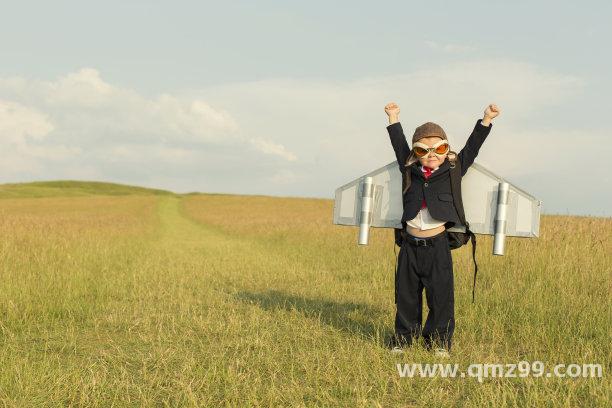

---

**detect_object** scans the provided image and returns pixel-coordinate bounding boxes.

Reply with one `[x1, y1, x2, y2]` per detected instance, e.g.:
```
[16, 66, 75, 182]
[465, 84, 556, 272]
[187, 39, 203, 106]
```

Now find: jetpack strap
[450, 157, 479, 303]
[470, 231, 478, 303]
[449, 157, 467, 226]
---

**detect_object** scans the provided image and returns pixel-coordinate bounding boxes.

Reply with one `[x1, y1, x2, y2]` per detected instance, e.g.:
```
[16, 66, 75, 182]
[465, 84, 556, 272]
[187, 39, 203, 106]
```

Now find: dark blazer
[387, 119, 492, 229]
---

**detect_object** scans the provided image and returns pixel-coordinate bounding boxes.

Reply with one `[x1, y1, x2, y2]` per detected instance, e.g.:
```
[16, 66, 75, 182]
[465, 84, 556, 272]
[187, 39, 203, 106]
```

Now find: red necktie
[421, 166, 434, 208]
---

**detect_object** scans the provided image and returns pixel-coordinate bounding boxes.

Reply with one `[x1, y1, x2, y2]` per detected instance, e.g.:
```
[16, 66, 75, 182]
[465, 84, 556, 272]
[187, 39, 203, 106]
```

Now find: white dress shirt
[405, 165, 447, 230]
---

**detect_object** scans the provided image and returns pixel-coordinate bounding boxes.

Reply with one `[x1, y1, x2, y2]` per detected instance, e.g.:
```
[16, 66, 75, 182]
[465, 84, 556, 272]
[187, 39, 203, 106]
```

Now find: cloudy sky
[0, 1, 610, 216]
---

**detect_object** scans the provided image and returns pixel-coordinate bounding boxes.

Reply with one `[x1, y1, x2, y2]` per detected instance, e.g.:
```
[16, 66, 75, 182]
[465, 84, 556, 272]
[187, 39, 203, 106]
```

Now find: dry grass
[0, 190, 609, 406]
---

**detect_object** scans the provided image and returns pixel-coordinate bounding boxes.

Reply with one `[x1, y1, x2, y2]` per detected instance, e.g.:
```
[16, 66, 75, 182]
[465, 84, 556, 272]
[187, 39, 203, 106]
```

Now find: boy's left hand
[484, 103, 501, 119]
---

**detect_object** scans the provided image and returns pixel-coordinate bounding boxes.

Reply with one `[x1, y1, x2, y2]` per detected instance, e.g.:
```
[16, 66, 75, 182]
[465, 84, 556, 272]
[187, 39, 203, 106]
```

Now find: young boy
[383, 102, 501, 356]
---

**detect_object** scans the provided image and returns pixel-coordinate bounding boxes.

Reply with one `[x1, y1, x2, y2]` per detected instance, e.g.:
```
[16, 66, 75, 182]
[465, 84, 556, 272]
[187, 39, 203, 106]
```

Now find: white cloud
[196, 59, 588, 178]
[249, 137, 297, 161]
[0, 68, 298, 183]
[476, 126, 609, 179]
[0, 62, 608, 215]
[0, 100, 54, 144]
[0, 100, 80, 175]
[0, 69, 244, 146]
[47, 68, 114, 106]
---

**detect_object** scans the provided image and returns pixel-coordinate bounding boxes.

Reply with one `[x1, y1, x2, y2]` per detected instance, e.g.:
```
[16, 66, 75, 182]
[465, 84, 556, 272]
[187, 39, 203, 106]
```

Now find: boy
[383, 102, 501, 356]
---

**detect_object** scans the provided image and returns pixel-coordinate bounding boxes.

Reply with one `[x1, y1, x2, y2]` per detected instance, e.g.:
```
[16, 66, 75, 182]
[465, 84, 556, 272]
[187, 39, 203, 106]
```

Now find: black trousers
[394, 229, 455, 350]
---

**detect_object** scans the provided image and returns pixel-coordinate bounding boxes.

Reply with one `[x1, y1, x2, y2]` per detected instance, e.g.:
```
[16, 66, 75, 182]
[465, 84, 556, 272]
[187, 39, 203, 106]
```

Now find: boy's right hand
[384, 102, 400, 118]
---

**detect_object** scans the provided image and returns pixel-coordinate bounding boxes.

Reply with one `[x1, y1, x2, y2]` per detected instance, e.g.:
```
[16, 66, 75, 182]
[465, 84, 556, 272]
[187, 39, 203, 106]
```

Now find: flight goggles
[412, 140, 450, 158]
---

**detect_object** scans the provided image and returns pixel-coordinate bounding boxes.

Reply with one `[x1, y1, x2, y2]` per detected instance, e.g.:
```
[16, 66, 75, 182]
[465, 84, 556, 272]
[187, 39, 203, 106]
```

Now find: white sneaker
[434, 348, 450, 358]
[385, 334, 409, 354]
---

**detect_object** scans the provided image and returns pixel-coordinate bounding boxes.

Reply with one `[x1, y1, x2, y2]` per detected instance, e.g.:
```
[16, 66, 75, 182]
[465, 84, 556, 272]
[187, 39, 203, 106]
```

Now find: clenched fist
[481, 103, 500, 127]
[484, 103, 501, 119]
[385, 102, 400, 117]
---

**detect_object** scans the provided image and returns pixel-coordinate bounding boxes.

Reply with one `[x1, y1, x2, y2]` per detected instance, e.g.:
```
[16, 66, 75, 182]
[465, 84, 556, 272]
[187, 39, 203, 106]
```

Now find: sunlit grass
[0, 185, 609, 406]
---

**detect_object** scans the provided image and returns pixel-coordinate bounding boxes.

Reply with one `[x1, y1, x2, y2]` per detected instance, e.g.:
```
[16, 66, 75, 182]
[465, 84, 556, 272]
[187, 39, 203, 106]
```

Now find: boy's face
[416, 136, 448, 168]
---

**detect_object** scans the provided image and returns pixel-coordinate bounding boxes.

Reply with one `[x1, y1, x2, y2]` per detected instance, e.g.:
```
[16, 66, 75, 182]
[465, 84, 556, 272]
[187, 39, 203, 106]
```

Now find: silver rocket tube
[493, 182, 510, 255]
[358, 177, 374, 245]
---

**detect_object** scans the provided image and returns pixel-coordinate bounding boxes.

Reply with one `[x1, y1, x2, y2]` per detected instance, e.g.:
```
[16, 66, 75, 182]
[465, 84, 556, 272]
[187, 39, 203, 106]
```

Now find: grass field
[0, 181, 609, 406]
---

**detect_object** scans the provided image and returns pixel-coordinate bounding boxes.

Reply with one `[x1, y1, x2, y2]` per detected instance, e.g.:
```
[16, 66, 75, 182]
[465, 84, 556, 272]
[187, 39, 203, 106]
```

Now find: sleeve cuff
[387, 122, 402, 130]
[476, 119, 492, 129]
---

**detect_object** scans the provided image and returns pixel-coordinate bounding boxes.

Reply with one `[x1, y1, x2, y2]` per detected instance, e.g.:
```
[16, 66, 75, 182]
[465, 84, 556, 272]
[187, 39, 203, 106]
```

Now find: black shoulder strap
[449, 157, 479, 303]
[449, 158, 467, 227]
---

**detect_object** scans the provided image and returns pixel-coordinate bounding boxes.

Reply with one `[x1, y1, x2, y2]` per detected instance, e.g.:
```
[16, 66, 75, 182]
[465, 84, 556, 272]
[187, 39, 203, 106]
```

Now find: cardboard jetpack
[332, 161, 541, 255]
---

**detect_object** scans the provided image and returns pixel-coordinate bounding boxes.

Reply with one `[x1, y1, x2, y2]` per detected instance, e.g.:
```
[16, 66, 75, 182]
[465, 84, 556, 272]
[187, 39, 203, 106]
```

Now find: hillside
[0, 180, 174, 198]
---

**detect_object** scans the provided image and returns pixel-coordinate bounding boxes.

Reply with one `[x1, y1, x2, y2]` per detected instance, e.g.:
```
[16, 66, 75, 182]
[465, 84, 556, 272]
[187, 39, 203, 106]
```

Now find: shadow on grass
[234, 289, 391, 342]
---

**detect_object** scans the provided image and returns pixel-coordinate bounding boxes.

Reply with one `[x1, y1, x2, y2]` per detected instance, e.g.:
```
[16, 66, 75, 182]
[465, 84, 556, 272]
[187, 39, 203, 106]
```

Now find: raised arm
[384, 102, 410, 170]
[458, 103, 501, 176]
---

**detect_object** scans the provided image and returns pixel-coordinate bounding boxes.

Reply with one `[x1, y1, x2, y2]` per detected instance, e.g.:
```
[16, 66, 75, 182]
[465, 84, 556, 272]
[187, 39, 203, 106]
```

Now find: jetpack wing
[332, 161, 542, 255]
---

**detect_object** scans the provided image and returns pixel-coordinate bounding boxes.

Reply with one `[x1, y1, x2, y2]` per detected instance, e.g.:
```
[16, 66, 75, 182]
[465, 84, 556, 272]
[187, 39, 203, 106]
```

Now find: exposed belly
[406, 224, 446, 238]
[405, 206, 446, 237]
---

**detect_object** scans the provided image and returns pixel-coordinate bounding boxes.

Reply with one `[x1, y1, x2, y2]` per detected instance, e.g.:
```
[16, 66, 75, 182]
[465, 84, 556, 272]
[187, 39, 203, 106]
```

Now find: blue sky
[0, 1, 610, 216]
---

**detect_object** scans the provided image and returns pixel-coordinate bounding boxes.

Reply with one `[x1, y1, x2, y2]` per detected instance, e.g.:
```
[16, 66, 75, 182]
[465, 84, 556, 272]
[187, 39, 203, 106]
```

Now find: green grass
[0, 180, 174, 198]
[0, 182, 609, 406]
